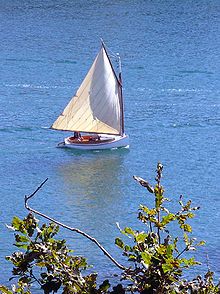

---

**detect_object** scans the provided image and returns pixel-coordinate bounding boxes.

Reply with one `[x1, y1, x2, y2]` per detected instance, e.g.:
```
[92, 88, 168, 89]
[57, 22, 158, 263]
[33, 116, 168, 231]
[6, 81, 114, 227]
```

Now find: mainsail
[51, 44, 124, 135]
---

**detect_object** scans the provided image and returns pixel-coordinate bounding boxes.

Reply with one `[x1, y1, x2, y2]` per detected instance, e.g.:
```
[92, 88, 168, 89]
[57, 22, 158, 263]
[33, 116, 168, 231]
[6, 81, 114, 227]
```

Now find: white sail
[51, 46, 123, 135]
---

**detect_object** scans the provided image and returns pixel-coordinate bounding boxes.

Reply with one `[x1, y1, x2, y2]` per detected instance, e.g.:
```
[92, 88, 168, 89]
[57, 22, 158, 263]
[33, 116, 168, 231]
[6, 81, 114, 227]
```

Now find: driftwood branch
[24, 179, 126, 270]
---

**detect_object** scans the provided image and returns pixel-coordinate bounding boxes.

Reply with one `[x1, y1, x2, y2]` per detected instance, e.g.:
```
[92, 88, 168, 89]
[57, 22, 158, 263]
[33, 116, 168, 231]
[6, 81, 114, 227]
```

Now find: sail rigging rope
[101, 39, 120, 59]
[106, 49, 121, 73]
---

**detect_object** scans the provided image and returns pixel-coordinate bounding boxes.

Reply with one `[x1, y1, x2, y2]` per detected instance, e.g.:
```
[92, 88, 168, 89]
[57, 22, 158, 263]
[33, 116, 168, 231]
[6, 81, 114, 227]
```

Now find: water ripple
[3, 83, 73, 89]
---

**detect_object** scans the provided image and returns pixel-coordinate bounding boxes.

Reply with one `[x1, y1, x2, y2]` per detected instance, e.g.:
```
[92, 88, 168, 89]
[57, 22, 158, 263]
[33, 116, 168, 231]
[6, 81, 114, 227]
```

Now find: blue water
[0, 0, 219, 287]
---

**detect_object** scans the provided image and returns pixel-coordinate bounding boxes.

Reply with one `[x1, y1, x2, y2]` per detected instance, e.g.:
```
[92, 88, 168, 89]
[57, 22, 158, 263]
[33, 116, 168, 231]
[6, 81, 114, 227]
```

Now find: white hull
[57, 134, 129, 150]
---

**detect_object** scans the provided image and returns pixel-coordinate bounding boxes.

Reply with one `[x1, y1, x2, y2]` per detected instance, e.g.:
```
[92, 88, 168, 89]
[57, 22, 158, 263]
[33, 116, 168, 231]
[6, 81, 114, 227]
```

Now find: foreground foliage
[1, 163, 219, 293]
[115, 163, 219, 293]
[0, 214, 116, 294]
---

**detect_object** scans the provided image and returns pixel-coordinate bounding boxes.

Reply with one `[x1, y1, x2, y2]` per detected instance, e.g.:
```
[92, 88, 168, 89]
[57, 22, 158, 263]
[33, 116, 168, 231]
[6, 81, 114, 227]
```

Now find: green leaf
[141, 252, 151, 265]
[187, 212, 195, 218]
[0, 286, 13, 294]
[123, 227, 135, 237]
[157, 245, 167, 255]
[11, 216, 27, 234]
[36, 262, 46, 267]
[161, 213, 175, 226]
[24, 213, 38, 237]
[154, 185, 164, 209]
[180, 257, 200, 267]
[15, 234, 30, 243]
[166, 244, 174, 257]
[12, 216, 22, 229]
[136, 233, 148, 243]
[124, 245, 131, 252]
[14, 243, 28, 249]
[197, 240, 206, 246]
[99, 279, 110, 292]
[128, 254, 137, 261]
[162, 263, 173, 273]
[182, 224, 192, 232]
[183, 233, 189, 245]
[140, 205, 149, 213]
[140, 205, 157, 216]
[115, 238, 124, 249]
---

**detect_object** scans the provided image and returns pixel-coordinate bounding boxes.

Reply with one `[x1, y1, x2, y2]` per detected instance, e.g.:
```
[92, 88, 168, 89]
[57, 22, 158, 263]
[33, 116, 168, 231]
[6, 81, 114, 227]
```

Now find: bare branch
[25, 178, 48, 201]
[24, 179, 126, 270]
[133, 175, 154, 193]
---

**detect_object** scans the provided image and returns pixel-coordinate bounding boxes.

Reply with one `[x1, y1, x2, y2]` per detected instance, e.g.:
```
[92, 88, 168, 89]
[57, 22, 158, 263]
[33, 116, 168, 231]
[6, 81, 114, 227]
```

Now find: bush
[1, 163, 219, 293]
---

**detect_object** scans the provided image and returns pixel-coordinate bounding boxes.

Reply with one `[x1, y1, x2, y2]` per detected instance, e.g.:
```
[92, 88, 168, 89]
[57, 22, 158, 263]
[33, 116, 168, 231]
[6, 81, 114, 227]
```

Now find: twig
[30, 270, 42, 286]
[24, 179, 126, 270]
[175, 246, 188, 259]
[156, 163, 163, 245]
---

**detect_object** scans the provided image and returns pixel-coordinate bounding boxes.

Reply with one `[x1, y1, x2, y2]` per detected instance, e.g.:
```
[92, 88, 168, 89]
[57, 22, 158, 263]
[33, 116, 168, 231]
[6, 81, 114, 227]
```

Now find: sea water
[0, 0, 219, 286]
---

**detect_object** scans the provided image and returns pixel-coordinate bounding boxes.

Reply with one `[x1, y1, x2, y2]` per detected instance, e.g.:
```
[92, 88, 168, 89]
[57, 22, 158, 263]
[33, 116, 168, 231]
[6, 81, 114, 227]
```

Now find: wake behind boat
[51, 41, 129, 150]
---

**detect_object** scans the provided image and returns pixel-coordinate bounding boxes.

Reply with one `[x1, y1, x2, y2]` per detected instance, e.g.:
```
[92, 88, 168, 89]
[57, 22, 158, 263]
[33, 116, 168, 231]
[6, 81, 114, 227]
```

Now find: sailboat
[51, 41, 129, 150]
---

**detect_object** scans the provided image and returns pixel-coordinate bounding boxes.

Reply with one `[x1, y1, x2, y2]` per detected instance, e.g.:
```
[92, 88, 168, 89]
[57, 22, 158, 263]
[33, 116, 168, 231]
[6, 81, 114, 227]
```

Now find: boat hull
[57, 134, 129, 150]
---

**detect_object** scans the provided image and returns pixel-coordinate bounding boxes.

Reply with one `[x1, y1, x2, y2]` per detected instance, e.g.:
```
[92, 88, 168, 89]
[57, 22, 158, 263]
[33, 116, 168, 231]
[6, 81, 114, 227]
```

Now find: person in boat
[73, 131, 81, 140]
[89, 134, 100, 141]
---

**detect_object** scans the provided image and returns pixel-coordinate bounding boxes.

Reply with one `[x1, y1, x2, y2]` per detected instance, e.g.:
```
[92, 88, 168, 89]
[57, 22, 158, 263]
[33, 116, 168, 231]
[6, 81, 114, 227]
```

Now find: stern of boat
[57, 141, 66, 148]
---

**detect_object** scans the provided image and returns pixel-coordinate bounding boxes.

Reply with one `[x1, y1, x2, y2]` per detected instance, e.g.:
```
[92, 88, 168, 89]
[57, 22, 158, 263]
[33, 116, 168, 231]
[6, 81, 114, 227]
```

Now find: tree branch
[24, 179, 126, 270]
[175, 246, 189, 259]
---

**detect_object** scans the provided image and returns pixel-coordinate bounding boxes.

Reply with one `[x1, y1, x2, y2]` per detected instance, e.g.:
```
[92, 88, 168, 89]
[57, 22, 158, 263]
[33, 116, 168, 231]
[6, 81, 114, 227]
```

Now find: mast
[117, 54, 125, 135]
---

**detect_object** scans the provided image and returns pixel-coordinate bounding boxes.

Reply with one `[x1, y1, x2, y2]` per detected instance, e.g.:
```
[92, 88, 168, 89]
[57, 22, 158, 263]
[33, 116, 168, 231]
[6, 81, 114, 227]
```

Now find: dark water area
[0, 0, 219, 287]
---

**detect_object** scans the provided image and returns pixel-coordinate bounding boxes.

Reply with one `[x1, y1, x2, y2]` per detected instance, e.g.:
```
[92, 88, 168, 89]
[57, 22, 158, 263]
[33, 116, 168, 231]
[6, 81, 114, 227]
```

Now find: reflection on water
[55, 149, 129, 235]
[54, 149, 130, 280]
[58, 150, 127, 195]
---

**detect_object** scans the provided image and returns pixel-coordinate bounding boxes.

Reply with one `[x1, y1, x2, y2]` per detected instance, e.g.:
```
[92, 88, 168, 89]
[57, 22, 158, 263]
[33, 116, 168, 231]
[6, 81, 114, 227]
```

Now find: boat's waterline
[57, 134, 129, 150]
